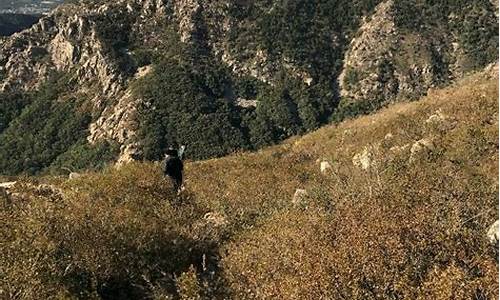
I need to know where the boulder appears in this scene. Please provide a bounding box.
[320,161,332,174]
[425,110,456,131]
[0,182,15,201]
[409,138,435,162]
[69,172,82,179]
[0,181,17,189]
[352,147,375,170]
[487,220,499,245]
[292,189,308,206]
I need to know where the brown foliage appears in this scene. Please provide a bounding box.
[1,70,498,299]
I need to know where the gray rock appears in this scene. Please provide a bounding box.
[236,98,258,108]
[320,161,332,174]
[352,147,376,170]
[425,110,447,125]
[69,172,82,179]
[292,189,308,206]
[0,181,16,189]
[487,220,499,245]
[409,138,435,162]
[116,142,142,165]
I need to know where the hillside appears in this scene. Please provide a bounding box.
[0,14,40,36]
[0,0,497,174]
[1,64,498,299]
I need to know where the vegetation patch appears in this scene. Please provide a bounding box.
[1,68,497,299]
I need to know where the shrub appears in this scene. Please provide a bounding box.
[47,140,120,174]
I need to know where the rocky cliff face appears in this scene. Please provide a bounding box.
[0,0,497,166]
[339,0,498,106]
[0,0,171,160]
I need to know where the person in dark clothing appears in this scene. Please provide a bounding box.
[163,147,184,194]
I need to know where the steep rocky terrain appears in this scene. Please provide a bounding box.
[339,0,498,106]
[0,0,497,174]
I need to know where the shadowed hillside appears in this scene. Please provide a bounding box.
[1,65,498,299]
[0,14,40,36]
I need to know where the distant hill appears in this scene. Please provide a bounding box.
[0,13,40,36]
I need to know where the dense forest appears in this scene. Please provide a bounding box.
[0,74,119,175]
[0,0,497,174]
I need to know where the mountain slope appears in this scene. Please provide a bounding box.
[0,13,40,36]
[0,0,497,174]
[1,63,498,299]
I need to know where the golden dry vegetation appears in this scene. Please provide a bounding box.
[1,67,498,299]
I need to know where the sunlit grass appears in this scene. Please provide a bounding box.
[1,68,498,299]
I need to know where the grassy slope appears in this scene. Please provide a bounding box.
[1,67,498,299]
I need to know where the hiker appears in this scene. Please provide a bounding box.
[163,146,185,194]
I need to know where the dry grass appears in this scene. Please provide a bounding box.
[1,68,498,299]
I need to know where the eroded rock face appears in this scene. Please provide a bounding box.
[173,0,201,43]
[88,90,140,144]
[116,142,142,165]
[1,7,124,95]
[338,0,486,106]
[0,0,170,160]
[1,0,496,166]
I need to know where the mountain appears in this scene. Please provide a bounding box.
[0,13,41,36]
[1,64,498,299]
[0,0,65,14]
[0,0,497,175]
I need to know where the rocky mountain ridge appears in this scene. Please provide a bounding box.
[0,0,497,172]
[339,0,498,105]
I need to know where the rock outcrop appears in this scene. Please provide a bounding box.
[338,0,497,106]
[353,146,377,171]
[486,220,499,247]
[487,220,499,245]
[320,161,332,175]
[0,0,170,160]
[292,189,308,207]
[409,138,435,162]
